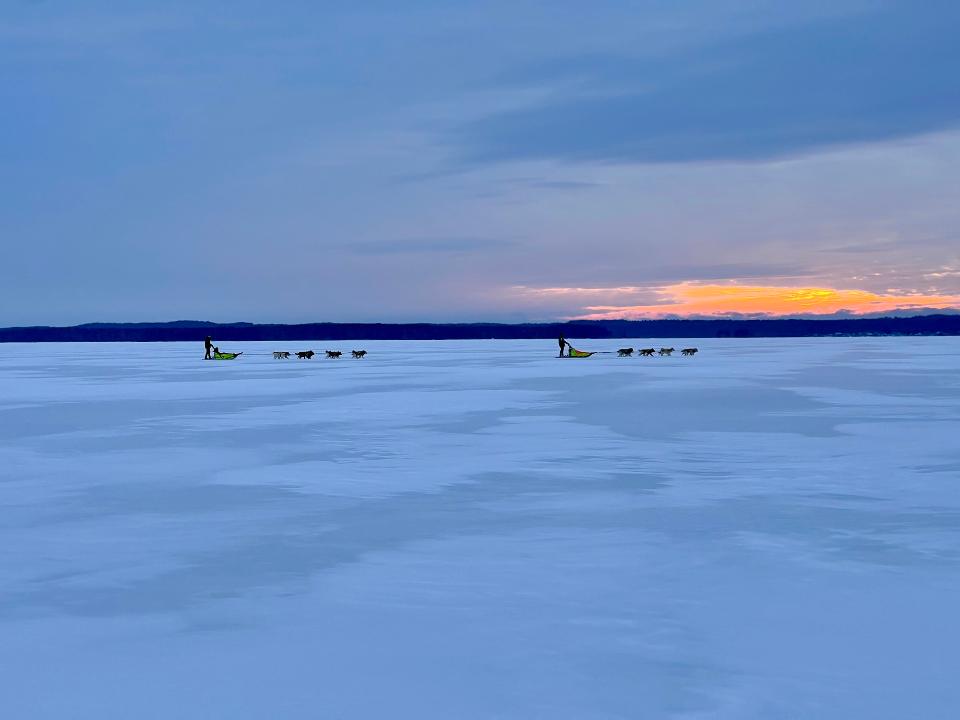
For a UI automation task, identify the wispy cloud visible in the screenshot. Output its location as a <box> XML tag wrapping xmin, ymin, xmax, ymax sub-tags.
<box><xmin>348</xmin><ymin>237</ymin><xmax>516</xmax><ymax>255</ymax></box>
<box><xmin>828</xmin><ymin>235</ymin><xmax>960</xmax><ymax>254</ymax></box>
<box><xmin>925</xmin><ymin>267</ymin><xmax>960</xmax><ymax>279</ymax></box>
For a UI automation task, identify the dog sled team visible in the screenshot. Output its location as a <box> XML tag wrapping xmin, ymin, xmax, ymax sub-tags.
<box><xmin>558</xmin><ymin>335</ymin><xmax>698</xmax><ymax>359</ymax></box>
<box><xmin>274</xmin><ymin>350</ymin><xmax>367</xmax><ymax>359</ymax></box>
<box><xmin>203</xmin><ymin>337</ymin><xmax>367</xmax><ymax>360</ymax></box>
<box><xmin>616</xmin><ymin>347</ymin><xmax>698</xmax><ymax>357</ymax></box>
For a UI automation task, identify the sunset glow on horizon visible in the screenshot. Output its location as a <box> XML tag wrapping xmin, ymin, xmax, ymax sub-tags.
<box><xmin>517</xmin><ymin>283</ymin><xmax>960</xmax><ymax>320</ymax></box>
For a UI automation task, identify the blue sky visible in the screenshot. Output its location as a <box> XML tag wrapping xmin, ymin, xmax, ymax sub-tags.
<box><xmin>2</xmin><ymin>0</ymin><xmax>959</xmax><ymax>323</ymax></box>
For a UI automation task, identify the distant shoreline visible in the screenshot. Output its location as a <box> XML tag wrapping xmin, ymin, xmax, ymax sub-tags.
<box><xmin>2</xmin><ymin>316</ymin><xmax>959</xmax><ymax>342</ymax></box>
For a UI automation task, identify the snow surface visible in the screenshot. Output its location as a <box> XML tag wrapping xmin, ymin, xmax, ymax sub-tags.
<box><xmin>1</xmin><ymin>338</ymin><xmax>958</xmax><ymax>719</ymax></box>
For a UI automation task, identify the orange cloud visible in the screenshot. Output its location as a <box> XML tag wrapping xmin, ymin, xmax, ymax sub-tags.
<box><xmin>519</xmin><ymin>283</ymin><xmax>960</xmax><ymax>319</ymax></box>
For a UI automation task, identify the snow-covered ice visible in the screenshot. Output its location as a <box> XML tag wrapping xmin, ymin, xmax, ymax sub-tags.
<box><xmin>1</xmin><ymin>338</ymin><xmax>958</xmax><ymax>719</ymax></box>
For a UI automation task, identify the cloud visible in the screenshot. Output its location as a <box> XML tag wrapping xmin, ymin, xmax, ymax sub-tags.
<box><xmin>518</xmin><ymin>179</ymin><xmax>602</xmax><ymax>191</ymax></box>
<box><xmin>516</xmin><ymin>282</ymin><xmax>960</xmax><ymax>319</ymax></box>
<box><xmin>453</xmin><ymin>1</ymin><xmax>960</xmax><ymax>166</ymax></box>
<box><xmin>827</xmin><ymin>234</ymin><xmax>960</xmax><ymax>254</ymax></box>
<box><xmin>347</xmin><ymin>237</ymin><xmax>516</xmax><ymax>255</ymax></box>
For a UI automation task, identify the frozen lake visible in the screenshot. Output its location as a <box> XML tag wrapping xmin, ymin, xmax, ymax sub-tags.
<box><xmin>1</xmin><ymin>338</ymin><xmax>959</xmax><ymax>719</ymax></box>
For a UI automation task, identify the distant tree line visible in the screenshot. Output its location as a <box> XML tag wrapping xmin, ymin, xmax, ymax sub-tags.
<box><xmin>1</xmin><ymin>315</ymin><xmax>959</xmax><ymax>342</ymax></box>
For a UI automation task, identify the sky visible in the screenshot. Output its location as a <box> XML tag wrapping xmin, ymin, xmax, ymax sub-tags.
<box><xmin>2</xmin><ymin>0</ymin><xmax>960</xmax><ymax>325</ymax></box>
